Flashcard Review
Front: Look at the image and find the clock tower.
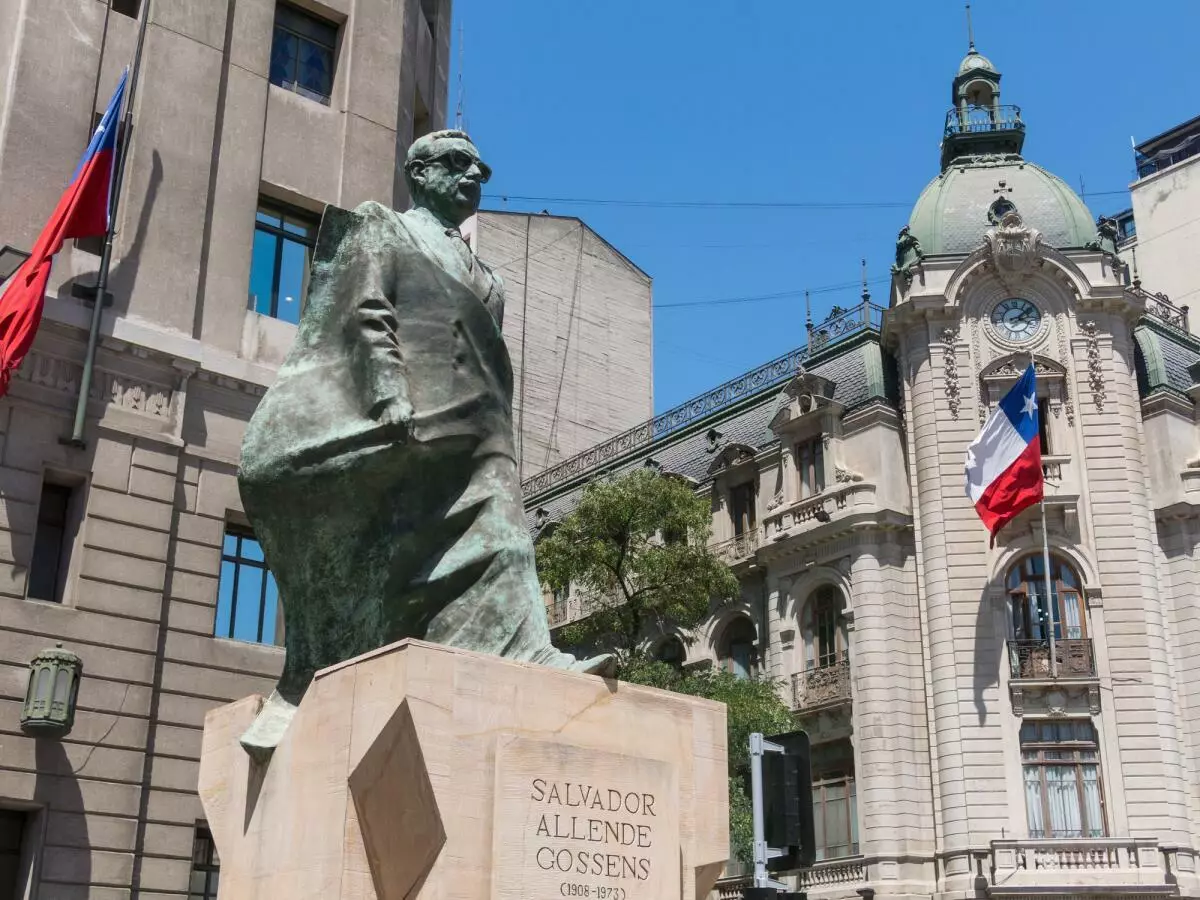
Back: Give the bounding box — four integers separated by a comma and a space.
883, 40, 1196, 895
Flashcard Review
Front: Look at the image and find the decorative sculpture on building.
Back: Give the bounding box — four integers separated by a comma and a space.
1086, 215, 1120, 255
235, 130, 613, 757
892, 224, 924, 279
983, 209, 1042, 280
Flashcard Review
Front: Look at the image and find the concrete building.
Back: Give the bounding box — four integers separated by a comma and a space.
1108, 115, 1200, 334
0, 1, 651, 897
472, 210, 653, 481
530, 44, 1200, 900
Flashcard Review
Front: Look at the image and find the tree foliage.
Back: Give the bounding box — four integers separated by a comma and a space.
536, 468, 738, 659
618, 658, 794, 864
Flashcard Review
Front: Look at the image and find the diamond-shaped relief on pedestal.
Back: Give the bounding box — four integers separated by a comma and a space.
348, 699, 445, 899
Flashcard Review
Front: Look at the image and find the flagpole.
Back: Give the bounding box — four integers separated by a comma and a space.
67, 0, 151, 446
1027, 350, 1058, 679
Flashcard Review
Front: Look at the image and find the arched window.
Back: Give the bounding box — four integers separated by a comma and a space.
1008, 554, 1086, 641
718, 617, 758, 679
655, 636, 686, 670
804, 586, 848, 671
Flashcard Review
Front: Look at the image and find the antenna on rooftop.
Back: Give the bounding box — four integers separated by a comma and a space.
966, 2, 976, 51
860, 258, 871, 304
454, 21, 464, 130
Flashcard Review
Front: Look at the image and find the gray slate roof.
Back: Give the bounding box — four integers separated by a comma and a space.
527, 335, 896, 529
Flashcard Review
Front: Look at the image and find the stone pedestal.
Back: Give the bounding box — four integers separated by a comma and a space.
198, 639, 729, 899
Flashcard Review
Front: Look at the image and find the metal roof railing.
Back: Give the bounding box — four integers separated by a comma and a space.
943, 104, 1024, 138
521, 301, 885, 500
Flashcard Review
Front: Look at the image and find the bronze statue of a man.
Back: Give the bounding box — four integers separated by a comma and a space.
237, 130, 611, 755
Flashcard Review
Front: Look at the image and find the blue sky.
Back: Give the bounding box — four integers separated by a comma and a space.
450, 1, 1200, 414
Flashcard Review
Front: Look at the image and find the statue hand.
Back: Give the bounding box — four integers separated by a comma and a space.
369, 396, 414, 441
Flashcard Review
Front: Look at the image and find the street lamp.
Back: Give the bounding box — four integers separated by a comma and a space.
20, 643, 83, 738
0, 245, 31, 285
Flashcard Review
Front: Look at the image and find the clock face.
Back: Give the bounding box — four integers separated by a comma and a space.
991, 298, 1042, 343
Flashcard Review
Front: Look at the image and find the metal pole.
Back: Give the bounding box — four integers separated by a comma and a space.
1028, 351, 1057, 679
750, 732, 768, 888
68, 0, 151, 446
1040, 498, 1057, 679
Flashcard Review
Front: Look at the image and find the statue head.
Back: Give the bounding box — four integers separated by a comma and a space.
404, 130, 492, 226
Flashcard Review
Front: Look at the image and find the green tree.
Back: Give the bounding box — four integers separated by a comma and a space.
536, 468, 739, 660
619, 658, 794, 864
535, 470, 792, 865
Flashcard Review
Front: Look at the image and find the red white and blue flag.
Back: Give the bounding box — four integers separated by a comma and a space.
964, 363, 1044, 543
0, 69, 128, 396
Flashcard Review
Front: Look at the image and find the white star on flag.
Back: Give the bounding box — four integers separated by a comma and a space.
1022, 393, 1036, 417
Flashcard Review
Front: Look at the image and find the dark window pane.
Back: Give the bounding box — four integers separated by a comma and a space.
277, 238, 311, 323
241, 537, 265, 563
262, 576, 280, 645
29, 483, 73, 602
215, 561, 236, 638
270, 5, 337, 103
111, 0, 140, 18
250, 229, 279, 315
270, 29, 299, 86
233, 566, 265, 643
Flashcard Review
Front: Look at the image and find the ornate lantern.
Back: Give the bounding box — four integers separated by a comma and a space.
20, 643, 82, 738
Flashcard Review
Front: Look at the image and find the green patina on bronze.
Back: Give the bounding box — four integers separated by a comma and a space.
236, 130, 611, 754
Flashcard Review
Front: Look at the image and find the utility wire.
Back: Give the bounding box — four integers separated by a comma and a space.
486, 188, 1134, 212
655, 276, 891, 310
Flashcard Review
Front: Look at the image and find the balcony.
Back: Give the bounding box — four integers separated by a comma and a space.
710, 529, 761, 566
545, 592, 608, 629
988, 839, 1170, 896
792, 656, 851, 711
1008, 639, 1096, 680
762, 481, 878, 541
944, 104, 1025, 138
716, 857, 866, 899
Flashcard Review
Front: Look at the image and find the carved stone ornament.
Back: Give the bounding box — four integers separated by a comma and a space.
13, 349, 174, 419
767, 492, 784, 511
942, 326, 961, 419
984, 210, 1043, 280
834, 466, 862, 484
1081, 320, 1106, 411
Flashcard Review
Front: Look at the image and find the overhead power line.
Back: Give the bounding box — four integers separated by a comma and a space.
655, 276, 892, 310
487, 188, 1134, 212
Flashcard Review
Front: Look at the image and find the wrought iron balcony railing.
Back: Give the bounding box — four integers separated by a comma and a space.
521, 303, 886, 501
1008, 638, 1096, 680
944, 104, 1024, 138
1131, 282, 1190, 332
792, 656, 851, 711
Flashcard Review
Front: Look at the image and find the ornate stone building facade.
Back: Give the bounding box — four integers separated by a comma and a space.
528, 46, 1200, 900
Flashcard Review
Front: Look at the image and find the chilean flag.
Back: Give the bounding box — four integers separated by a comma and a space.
964, 364, 1044, 543
0, 70, 128, 396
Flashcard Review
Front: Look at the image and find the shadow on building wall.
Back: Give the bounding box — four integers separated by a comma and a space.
973, 589, 1003, 725
33, 738, 88, 890
65, 149, 163, 318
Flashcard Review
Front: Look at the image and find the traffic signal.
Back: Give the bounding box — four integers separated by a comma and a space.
763, 729, 815, 871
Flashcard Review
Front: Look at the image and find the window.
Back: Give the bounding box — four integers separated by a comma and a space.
28, 481, 79, 603
718, 617, 757, 679
1009, 554, 1086, 642
811, 586, 846, 670
0, 809, 29, 900
189, 825, 220, 900
729, 482, 756, 537
249, 200, 318, 324
655, 636, 686, 670
1021, 720, 1105, 839
811, 739, 858, 861
111, 0, 140, 18
1037, 397, 1051, 455
270, 3, 337, 105
216, 528, 280, 645
796, 437, 825, 498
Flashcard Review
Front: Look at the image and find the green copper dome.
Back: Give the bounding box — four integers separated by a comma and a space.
908, 156, 1095, 257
